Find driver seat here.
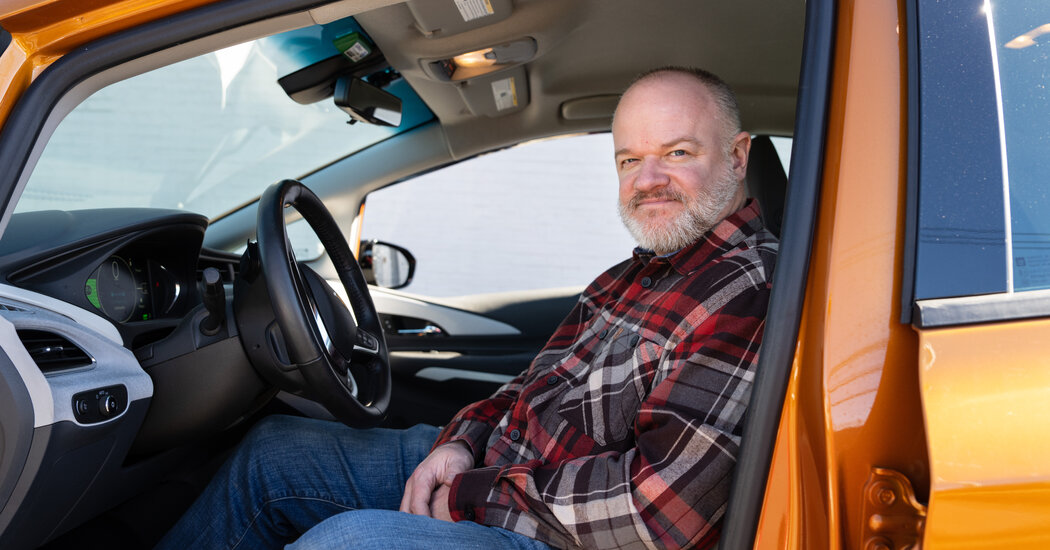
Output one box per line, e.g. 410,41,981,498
744,135,789,238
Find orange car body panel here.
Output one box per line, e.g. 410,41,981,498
756,0,929,548
919,321,1050,547
2,0,1048,547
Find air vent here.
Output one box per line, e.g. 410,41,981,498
16,330,93,373
0,301,28,312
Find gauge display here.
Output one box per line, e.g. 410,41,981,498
86,256,150,323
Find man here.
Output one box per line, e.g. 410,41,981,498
157,67,777,550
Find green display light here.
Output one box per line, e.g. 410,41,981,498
85,279,100,309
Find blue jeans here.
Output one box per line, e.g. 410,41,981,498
155,415,553,550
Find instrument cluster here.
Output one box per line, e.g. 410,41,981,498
84,255,181,323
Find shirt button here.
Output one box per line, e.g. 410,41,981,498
598,329,608,339
509,429,521,441
464,505,476,521
630,334,641,346
640,276,653,288
546,375,559,385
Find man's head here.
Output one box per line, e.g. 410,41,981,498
612,67,750,255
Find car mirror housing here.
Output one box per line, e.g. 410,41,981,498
359,239,415,289
334,76,402,127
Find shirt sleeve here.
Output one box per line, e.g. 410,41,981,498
431,294,598,462
446,284,769,550
430,371,526,461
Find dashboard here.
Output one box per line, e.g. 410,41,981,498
0,208,217,349
0,208,265,549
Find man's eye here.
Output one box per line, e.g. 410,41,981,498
620,158,638,168
669,149,687,157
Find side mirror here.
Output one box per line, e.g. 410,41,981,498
333,76,402,127
359,240,415,289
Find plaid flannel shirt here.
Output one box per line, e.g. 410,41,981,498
434,200,777,549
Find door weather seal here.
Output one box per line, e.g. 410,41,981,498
718,0,836,547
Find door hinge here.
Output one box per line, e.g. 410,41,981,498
862,467,927,550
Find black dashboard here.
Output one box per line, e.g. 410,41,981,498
0,208,270,549
0,208,231,350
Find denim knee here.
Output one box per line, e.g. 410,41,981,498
227,415,315,480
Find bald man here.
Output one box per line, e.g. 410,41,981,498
158,67,777,550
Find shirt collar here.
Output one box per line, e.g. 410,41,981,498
631,199,765,275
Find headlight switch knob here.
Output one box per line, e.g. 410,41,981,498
99,393,119,417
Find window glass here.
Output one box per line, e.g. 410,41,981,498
914,0,1050,299
17,20,433,220
914,0,1008,300
360,133,637,297
991,2,1050,291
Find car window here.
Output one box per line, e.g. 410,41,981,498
992,2,1050,291
15,20,434,220
362,133,792,297
913,0,1050,299
360,133,636,297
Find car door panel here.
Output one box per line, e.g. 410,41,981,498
914,314,1050,547
369,287,579,427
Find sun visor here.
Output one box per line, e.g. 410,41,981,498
457,66,528,117
407,0,513,37
261,17,388,104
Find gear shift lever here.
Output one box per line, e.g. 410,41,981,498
200,267,225,336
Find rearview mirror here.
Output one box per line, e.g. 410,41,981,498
359,240,415,289
333,76,402,127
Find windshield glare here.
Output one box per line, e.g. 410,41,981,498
17,34,431,219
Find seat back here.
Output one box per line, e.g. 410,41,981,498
744,135,789,237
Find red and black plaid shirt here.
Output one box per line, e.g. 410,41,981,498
435,200,777,549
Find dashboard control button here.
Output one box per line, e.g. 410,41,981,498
72,385,128,424
99,394,120,417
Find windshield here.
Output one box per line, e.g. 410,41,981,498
16,21,434,219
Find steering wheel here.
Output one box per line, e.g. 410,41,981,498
254,179,391,426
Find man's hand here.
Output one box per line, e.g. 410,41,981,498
429,484,452,522
400,440,473,519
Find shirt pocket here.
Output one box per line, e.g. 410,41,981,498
556,327,659,447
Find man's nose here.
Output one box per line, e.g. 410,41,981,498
633,158,671,192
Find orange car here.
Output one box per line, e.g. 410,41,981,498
0,0,1047,548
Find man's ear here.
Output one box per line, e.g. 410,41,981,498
730,131,751,181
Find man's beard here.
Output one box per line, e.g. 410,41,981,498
618,165,740,255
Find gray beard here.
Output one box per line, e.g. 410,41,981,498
618,165,740,255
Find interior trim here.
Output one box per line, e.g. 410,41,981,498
0,284,120,345
720,0,835,547
0,304,152,428
414,365,517,384
370,289,521,336
0,317,52,428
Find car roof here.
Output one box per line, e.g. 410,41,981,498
0,0,803,158
356,0,803,159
